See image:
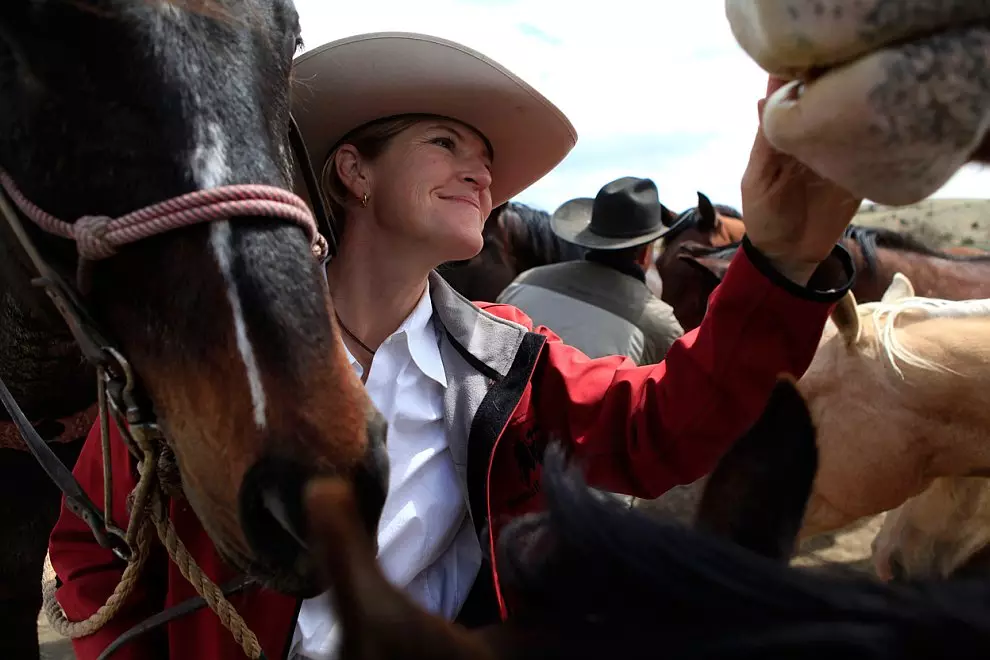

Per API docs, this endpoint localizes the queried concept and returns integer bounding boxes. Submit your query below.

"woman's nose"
[462,160,492,190]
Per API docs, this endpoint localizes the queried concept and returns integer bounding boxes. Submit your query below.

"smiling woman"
[48,28,862,660]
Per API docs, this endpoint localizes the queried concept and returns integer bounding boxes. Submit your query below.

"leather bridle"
[0,115,336,657]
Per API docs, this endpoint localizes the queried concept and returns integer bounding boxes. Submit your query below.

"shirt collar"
[342,285,447,388]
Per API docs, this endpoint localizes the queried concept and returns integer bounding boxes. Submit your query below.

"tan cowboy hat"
[290,32,577,208]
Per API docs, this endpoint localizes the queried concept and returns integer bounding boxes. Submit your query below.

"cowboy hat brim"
[550,198,672,250]
[289,32,578,209]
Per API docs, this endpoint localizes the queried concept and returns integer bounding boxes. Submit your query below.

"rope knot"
[75,215,117,260]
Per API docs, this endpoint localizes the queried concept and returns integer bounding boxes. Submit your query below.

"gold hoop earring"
[361,192,369,208]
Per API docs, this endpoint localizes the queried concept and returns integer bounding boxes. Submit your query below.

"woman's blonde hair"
[319,114,435,231]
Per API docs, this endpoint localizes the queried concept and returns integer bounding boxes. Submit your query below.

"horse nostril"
[239,454,315,569]
[888,553,907,582]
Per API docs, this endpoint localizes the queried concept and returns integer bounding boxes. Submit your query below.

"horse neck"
[845,239,990,301]
[864,314,990,476]
[0,228,95,419]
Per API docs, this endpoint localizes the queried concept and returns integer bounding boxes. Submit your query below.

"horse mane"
[497,201,586,266]
[679,239,743,260]
[843,225,990,274]
[496,444,990,657]
[858,296,990,379]
[714,203,743,219]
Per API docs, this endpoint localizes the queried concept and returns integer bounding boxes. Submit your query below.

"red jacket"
[48,239,853,659]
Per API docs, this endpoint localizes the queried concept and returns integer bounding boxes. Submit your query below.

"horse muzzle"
[236,408,389,591]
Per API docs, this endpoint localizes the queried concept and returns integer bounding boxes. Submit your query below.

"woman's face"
[361,118,494,263]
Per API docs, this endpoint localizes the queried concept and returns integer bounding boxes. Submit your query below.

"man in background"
[497,176,683,365]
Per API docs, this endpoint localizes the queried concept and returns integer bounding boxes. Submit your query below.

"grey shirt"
[495,260,684,365]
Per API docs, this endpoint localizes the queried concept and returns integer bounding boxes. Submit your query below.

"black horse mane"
[496,201,586,266]
[843,224,990,274]
[496,445,990,658]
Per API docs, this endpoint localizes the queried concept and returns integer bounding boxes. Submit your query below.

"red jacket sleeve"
[47,416,168,659]
[485,238,853,498]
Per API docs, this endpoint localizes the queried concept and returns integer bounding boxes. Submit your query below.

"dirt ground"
[35,198,986,657]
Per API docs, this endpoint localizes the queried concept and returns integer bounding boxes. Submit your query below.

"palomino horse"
[866,279,990,583]
[438,202,586,303]
[654,192,745,329]
[796,274,990,540]
[726,0,990,206]
[666,223,990,331]
[873,476,990,582]
[0,0,386,655]
[300,378,990,659]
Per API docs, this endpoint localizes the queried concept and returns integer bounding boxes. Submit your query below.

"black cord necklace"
[334,312,376,356]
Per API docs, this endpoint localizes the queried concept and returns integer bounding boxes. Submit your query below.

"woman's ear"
[334,144,370,201]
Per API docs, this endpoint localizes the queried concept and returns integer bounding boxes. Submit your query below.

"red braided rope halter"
[0,168,328,263]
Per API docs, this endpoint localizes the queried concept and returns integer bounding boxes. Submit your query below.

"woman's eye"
[431,136,456,150]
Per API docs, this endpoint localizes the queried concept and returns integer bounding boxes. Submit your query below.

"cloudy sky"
[294,0,989,215]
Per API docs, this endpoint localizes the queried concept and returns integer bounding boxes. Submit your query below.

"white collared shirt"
[289,286,483,660]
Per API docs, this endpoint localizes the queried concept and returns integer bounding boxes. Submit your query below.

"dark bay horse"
[303,377,990,659]
[666,224,990,331]
[438,201,586,303]
[654,192,745,329]
[1,1,385,655]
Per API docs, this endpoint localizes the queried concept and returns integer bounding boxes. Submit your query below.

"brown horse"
[0,2,385,650]
[666,224,990,331]
[654,192,745,329]
[300,377,990,659]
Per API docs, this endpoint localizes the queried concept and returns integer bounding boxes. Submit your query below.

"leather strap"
[287,113,338,264]
[0,374,128,556]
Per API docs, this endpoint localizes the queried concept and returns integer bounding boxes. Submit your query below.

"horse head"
[657,239,737,331]
[726,0,990,206]
[0,0,385,595]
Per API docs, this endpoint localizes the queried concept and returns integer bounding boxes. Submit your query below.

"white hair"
[863,296,990,379]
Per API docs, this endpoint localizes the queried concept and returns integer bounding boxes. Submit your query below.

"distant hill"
[854,198,990,249]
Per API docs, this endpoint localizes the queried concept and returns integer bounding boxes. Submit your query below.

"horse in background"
[1,1,385,656]
[666,223,990,331]
[301,377,990,659]
[654,192,745,329]
[873,476,990,583]
[842,225,990,300]
[438,201,587,303]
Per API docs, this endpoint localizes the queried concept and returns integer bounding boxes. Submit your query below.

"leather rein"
[0,115,336,658]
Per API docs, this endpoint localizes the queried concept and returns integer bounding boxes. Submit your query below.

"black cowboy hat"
[549,176,677,250]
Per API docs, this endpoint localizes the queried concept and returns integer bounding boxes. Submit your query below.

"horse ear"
[696,192,718,232]
[881,272,915,303]
[694,376,819,563]
[677,252,729,285]
[830,291,861,348]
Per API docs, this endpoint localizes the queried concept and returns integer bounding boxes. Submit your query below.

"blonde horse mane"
[834,273,990,379]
